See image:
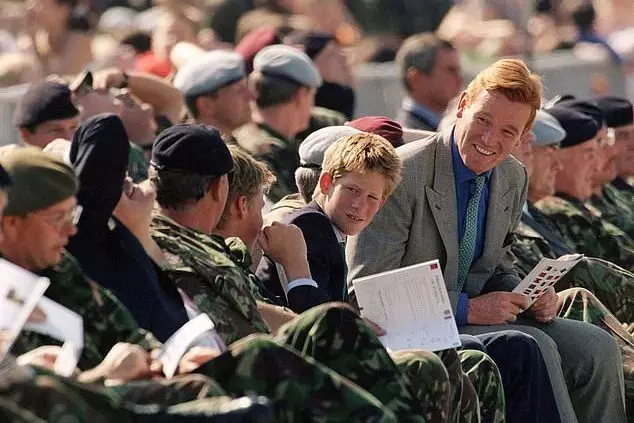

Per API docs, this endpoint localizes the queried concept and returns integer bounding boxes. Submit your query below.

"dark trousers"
[460,332,561,423]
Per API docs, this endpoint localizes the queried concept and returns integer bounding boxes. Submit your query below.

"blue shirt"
[451,136,491,325]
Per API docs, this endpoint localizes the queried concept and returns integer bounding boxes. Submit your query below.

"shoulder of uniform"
[233,124,285,157]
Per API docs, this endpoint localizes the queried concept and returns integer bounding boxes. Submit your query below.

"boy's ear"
[236,195,249,219]
[318,172,334,196]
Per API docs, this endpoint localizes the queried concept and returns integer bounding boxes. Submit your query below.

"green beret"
[0,148,78,216]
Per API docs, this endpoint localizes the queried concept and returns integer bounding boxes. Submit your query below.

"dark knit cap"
[547,106,599,148]
[151,124,233,177]
[13,81,79,128]
[0,148,78,216]
[594,96,633,128]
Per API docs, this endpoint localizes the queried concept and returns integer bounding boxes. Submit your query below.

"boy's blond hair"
[465,59,543,132]
[218,145,275,228]
[314,133,402,201]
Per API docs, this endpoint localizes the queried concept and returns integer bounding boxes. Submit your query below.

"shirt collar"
[452,131,492,184]
[402,97,442,128]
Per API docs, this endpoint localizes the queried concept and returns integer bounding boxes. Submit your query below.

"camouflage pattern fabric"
[586,184,634,238]
[275,302,433,423]
[233,122,300,202]
[10,251,160,370]
[457,350,505,423]
[557,287,634,421]
[436,348,482,423]
[535,193,634,271]
[263,193,307,226]
[127,143,149,182]
[195,334,399,423]
[512,218,634,325]
[150,213,271,345]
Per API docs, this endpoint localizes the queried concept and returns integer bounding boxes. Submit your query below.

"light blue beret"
[532,109,566,147]
[254,45,322,89]
[299,126,362,167]
[174,50,246,97]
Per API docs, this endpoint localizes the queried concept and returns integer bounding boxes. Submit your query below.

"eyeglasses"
[34,205,83,230]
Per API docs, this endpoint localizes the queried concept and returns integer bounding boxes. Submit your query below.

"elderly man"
[348,59,626,423]
[174,50,251,138]
[234,45,322,202]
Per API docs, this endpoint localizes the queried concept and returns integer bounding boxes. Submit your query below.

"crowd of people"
[1,0,634,423]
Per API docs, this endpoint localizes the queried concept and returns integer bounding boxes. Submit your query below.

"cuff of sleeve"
[456,294,469,326]
[288,278,318,291]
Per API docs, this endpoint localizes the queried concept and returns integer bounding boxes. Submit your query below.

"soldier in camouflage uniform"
[510,109,634,420]
[234,45,323,202]
[537,103,634,272]
[0,148,399,423]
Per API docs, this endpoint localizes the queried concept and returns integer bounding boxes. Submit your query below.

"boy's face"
[319,170,387,236]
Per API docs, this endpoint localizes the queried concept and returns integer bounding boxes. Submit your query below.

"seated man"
[348,58,626,423]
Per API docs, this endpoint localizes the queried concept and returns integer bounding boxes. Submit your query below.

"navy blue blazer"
[256,201,347,313]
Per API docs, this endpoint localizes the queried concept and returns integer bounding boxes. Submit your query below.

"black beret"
[547,106,599,148]
[554,99,605,128]
[0,164,11,188]
[594,96,633,128]
[13,81,80,128]
[150,124,233,177]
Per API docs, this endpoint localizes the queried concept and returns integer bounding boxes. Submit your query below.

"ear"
[0,216,21,243]
[318,172,334,196]
[236,195,249,219]
[455,91,469,119]
[19,128,33,143]
[195,96,215,116]
[405,67,424,89]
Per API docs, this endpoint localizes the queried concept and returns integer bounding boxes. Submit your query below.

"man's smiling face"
[454,90,532,175]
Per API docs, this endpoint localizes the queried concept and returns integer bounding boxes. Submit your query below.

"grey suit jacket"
[396,107,438,132]
[347,129,528,312]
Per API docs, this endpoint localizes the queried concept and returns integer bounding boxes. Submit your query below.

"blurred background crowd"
[0,0,633,147]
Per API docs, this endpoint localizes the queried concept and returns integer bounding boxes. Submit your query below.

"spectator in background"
[286,30,356,119]
[572,2,623,64]
[395,33,462,131]
[234,45,322,203]
[13,81,80,148]
[22,0,93,75]
[174,50,251,137]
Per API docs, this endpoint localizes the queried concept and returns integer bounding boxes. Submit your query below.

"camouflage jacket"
[511,220,558,278]
[586,184,634,238]
[150,214,270,345]
[535,193,634,271]
[12,252,159,370]
[233,122,299,203]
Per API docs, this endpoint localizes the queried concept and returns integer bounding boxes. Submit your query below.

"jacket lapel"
[426,131,459,270]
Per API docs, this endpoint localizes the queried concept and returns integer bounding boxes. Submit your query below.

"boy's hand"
[258,222,311,281]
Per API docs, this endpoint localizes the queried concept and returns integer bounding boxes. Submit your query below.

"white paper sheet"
[157,313,225,378]
[512,254,583,307]
[0,258,50,360]
[24,296,84,377]
[353,260,461,352]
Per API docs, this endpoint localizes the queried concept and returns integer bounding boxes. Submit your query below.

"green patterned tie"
[456,175,486,293]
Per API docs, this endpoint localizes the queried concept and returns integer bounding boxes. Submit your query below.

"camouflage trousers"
[275,302,505,423]
[557,257,634,325]
[557,287,634,422]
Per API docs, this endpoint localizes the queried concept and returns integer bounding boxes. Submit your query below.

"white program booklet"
[512,254,584,307]
[24,296,84,377]
[353,259,461,352]
[156,313,226,378]
[0,258,50,360]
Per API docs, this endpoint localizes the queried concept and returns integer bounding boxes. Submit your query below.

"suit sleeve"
[482,166,528,293]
